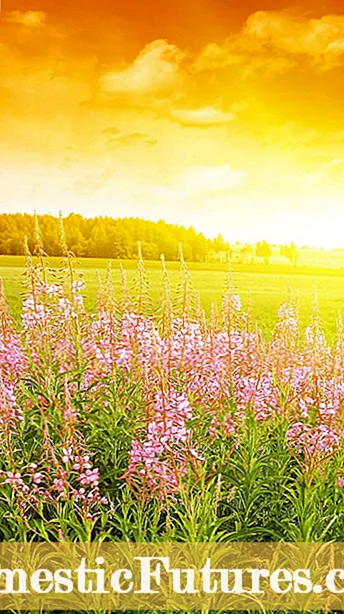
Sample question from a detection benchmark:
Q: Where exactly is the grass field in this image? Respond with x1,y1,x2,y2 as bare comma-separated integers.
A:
2,249,344,613
2,255,344,340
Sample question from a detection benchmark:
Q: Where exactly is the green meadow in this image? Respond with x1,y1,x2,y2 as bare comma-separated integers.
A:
2,254,344,341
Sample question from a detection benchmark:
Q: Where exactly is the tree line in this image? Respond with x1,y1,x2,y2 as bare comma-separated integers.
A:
0,213,231,261
234,241,299,266
0,213,300,264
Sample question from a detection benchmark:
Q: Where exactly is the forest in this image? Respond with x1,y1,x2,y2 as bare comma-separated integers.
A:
0,213,230,261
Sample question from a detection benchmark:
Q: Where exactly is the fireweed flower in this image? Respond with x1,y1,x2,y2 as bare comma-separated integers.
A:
126,388,198,499
287,422,341,459
2,259,344,521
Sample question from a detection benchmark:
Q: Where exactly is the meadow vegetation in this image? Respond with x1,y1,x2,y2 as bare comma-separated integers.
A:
1,235,344,613
2,254,344,341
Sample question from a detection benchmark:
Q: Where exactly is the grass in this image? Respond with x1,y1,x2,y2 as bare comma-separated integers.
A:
2,255,344,341
1,252,344,613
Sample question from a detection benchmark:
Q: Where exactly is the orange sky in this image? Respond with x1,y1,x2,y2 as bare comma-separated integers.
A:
1,0,344,247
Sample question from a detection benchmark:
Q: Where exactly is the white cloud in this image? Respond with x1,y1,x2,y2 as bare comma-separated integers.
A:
171,106,235,127
303,158,344,186
196,11,344,72
99,39,186,96
4,11,46,27
245,12,344,65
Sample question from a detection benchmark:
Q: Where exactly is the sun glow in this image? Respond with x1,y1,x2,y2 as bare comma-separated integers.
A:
1,1,344,246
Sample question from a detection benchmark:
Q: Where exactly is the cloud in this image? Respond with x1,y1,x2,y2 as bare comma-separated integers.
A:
171,106,235,127
4,11,46,27
99,39,186,96
245,12,344,66
178,165,247,193
106,132,158,147
196,11,344,73
303,158,344,186
102,127,120,136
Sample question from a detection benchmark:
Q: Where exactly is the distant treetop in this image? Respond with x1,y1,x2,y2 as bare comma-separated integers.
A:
0,213,231,262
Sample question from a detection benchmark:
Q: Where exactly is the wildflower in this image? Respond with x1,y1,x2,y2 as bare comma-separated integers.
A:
5,472,23,485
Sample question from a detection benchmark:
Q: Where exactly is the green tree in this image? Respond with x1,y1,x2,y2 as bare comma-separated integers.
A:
280,242,299,266
256,240,272,265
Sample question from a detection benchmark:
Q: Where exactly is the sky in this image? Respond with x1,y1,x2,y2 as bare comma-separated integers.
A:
1,0,344,247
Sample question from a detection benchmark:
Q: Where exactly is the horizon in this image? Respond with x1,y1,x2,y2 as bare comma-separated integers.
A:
2,0,344,247
2,211,344,252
